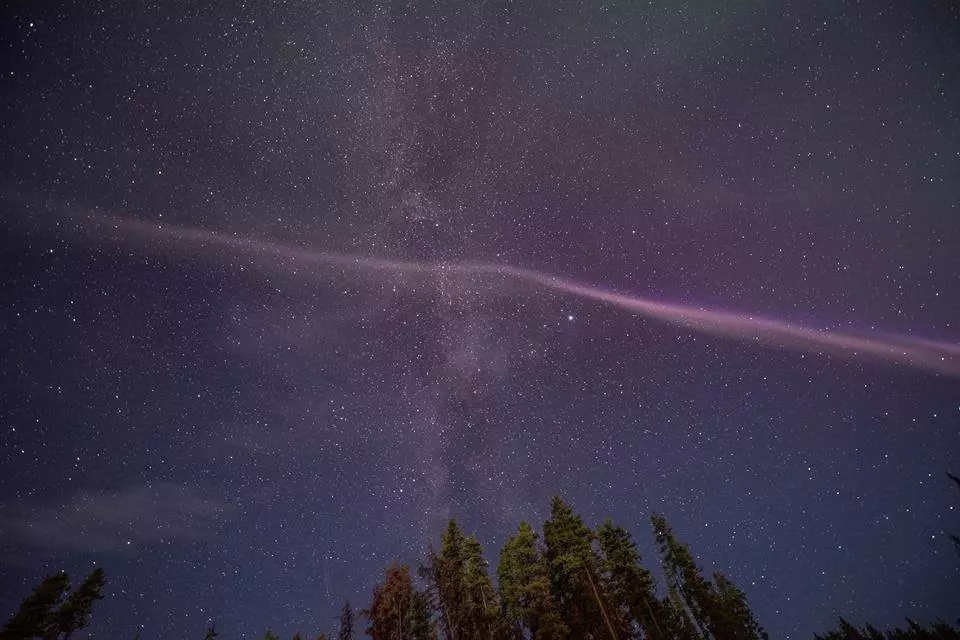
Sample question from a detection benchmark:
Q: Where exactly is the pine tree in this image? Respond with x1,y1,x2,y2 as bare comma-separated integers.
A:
497,522,568,640
814,617,960,639
420,519,505,640
596,519,670,640
50,568,106,640
407,590,434,640
710,573,767,640
650,515,766,640
1,572,71,640
436,519,468,640
365,561,415,640
291,633,303,640
930,620,960,639
651,513,714,638
542,497,617,639
655,595,701,640
461,533,502,639
948,473,960,556
338,601,354,640
203,622,218,640
419,544,446,639
263,632,279,640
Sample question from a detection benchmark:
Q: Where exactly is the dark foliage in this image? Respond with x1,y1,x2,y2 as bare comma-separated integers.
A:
814,617,960,639
1,569,105,640
4,494,955,640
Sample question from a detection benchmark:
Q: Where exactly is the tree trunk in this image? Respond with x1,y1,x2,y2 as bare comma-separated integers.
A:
641,595,665,639
584,565,619,640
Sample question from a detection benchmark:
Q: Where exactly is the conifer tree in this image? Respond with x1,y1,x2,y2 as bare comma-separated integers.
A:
423,519,503,640
338,601,354,640
948,473,960,556
50,568,105,639
263,632,279,640
203,622,218,640
596,519,670,640
407,590,434,640
543,497,617,639
814,617,960,639
461,533,501,639
1,572,71,640
419,544,447,639
365,562,415,640
291,633,302,640
436,519,468,640
650,515,766,640
710,573,767,640
651,513,713,638
497,522,568,640
655,596,701,640
930,620,960,638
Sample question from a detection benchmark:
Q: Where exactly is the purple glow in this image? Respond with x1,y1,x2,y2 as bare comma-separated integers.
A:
89,215,960,376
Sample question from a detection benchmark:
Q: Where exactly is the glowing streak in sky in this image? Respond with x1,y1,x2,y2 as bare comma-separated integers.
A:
85,215,960,376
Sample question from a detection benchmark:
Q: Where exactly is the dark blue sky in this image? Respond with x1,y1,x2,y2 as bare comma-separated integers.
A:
1,1,958,638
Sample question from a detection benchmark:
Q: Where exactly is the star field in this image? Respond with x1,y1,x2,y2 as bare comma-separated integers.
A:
1,1,959,638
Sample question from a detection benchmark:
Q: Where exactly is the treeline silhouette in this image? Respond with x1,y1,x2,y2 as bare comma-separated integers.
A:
2,496,958,639
1,568,105,640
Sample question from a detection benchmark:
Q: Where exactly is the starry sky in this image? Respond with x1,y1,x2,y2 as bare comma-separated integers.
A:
1,1,959,638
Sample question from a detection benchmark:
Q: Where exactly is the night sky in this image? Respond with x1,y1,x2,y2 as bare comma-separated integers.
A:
1,1,959,638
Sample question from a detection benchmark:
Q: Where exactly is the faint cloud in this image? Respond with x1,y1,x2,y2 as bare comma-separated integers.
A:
0,483,235,554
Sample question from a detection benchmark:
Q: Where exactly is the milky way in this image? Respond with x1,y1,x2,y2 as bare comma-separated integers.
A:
2,2,959,639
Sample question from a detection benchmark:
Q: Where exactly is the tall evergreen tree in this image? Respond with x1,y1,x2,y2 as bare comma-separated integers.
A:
436,520,468,640
651,513,713,639
422,519,503,640
650,515,766,640
542,497,618,639
338,601,354,640
419,544,446,639
497,522,568,640
1,568,107,640
814,616,960,639
461,533,502,639
365,562,415,640
50,568,105,640
407,590,434,640
948,473,960,556
655,596,701,640
596,519,671,640
1,572,71,640
710,573,767,640
203,623,218,640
